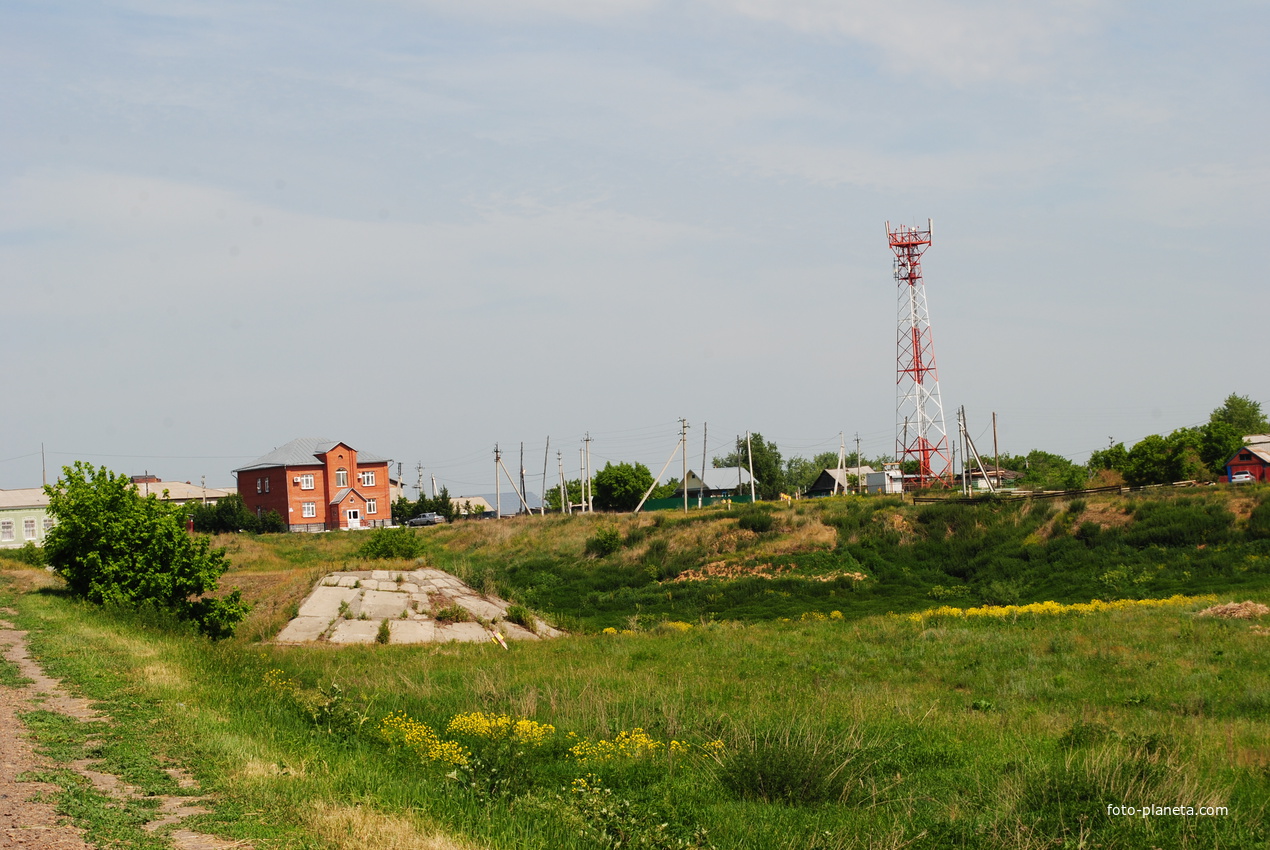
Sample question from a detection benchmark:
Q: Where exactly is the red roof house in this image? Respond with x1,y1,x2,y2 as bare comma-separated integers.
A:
234,438,393,531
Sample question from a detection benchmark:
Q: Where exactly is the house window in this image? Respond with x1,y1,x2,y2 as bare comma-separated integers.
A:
359,470,376,487
300,474,315,490
302,502,316,518
1240,453,1254,461
23,518,36,539
366,499,377,515
43,518,54,532
256,478,262,494
264,477,270,494
0,521,12,541
335,468,348,487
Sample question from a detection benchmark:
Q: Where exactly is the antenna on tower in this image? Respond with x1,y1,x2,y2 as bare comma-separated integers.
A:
887,219,952,489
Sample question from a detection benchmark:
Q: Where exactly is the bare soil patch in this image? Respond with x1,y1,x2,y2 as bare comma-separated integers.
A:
1196,601,1270,620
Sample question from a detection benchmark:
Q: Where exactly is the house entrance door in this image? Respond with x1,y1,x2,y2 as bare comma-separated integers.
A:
346,508,361,529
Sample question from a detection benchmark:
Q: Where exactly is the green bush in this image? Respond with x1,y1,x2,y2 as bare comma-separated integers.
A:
0,541,45,566
504,604,536,632
356,526,423,560
584,527,623,557
43,462,247,639
737,510,774,534
434,604,472,624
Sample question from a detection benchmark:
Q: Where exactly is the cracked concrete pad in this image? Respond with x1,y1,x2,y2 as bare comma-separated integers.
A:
360,590,411,619
436,622,492,643
336,576,359,588
388,620,438,643
297,585,361,618
328,620,383,644
275,617,332,643
498,623,539,641
454,596,506,620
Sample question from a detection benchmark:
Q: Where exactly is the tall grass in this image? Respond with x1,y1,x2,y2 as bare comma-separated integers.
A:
5,562,1269,850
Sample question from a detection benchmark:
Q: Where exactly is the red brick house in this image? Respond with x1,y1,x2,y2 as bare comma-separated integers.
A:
1224,435,1270,483
234,438,393,531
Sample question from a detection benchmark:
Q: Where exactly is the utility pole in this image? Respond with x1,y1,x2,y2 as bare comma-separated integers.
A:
833,434,843,492
855,432,862,496
634,425,685,514
579,447,586,513
431,474,438,499
201,475,207,506
494,445,502,519
736,435,742,493
992,412,1000,489
557,452,568,515
680,418,689,514
41,443,47,487
541,437,550,516
746,431,756,502
584,432,593,513
520,442,527,515
699,422,708,508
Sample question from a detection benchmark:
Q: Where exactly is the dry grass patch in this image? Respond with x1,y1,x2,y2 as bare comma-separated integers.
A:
306,801,481,850
1196,601,1270,620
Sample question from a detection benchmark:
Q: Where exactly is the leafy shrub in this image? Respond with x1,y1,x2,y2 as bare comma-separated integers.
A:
1248,496,1270,540
357,526,423,560
585,527,623,557
737,510,774,534
0,542,44,566
504,604,536,632
258,509,287,533
376,619,392,644
43,462,247,639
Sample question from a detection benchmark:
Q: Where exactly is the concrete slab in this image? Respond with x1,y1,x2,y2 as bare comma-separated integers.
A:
498,623,539,641
436,622,492,643
388,620,438,644
361,590,412,619
336,576,359,588
297,586,361,619
371,570,394,581
328,620,382,644
454,596,506,621
534,620,563,638
275,617,332,643
399,583,420,594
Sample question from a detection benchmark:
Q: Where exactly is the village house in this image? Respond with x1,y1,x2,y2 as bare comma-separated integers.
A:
234,438,393,531
1224,435,1270,483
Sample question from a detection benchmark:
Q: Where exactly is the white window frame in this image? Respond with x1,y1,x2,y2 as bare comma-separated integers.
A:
43,517,54,532
366,499,377,515
0,521,12,542
335,468,348,487
256,478,262,494
302,502,316,518
359,470,376,487
23,518,36,540
299,474,315,491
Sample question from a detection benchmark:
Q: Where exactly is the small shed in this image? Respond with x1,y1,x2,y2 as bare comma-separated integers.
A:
805,467,877,498
1224,435,1270,483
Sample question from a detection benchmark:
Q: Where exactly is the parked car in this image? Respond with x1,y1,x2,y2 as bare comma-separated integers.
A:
407,512,446,526
1230,472,1255,484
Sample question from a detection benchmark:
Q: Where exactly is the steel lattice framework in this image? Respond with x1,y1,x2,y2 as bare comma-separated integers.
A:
888,220,952,489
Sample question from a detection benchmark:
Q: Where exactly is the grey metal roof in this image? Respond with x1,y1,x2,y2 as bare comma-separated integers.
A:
683,467,755,490
234,438,389,473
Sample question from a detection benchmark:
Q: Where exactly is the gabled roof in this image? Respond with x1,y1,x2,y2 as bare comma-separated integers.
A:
234,438,389,473
329,487,370,505
685,467,756,490
0,488,49,509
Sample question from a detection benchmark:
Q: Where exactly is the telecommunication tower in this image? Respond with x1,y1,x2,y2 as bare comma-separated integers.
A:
887,219,952,488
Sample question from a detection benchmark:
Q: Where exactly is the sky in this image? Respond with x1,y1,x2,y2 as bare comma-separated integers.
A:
3,0,1268,495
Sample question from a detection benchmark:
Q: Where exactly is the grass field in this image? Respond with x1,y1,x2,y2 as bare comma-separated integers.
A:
2,487,1269,849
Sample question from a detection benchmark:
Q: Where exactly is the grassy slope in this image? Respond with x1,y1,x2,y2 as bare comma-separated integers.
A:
2,486,1269,849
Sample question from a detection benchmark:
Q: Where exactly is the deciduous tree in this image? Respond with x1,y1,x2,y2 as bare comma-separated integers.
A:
43,463,248,639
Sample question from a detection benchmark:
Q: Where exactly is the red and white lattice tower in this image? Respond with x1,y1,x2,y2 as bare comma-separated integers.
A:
887,219,952,489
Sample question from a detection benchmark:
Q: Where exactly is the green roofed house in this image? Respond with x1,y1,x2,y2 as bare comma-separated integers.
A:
0,488,52,549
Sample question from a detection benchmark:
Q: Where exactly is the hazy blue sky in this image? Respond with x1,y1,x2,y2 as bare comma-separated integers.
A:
3,1,1267,494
